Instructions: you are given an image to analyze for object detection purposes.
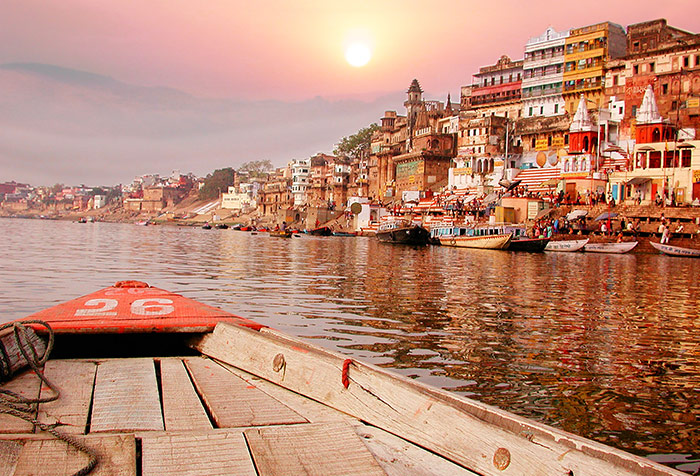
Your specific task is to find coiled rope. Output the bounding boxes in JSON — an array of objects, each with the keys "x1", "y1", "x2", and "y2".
[{"x1": 0, "y1": 320, "x2": 98, "y2": 476}]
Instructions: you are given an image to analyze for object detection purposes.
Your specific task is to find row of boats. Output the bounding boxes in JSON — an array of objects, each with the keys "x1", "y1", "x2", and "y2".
[
  {"x1": 201, "y1": 218, "x2": 699, "y2": 257},
  {"x1": 375, "y1": 218, "x2": 700, "y2": 256}
]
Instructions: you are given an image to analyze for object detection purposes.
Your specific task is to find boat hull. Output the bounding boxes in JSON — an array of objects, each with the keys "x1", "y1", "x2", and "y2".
[
  {"x1": 507, "y1": 237, "x2": 550, "y2": 252},
  {"x1": 269, "y1": 230, "x2": 293, "y2": 238},
  {"x1": 583, "y1": 241, "x2": 638, "y2": 253},
  {"x1": 650, "y1": 241, "x2": 700, "y2": 257},
  {"x1": 376, "y1": 225, "x2": 430, "y2": 246},
  {"x1": 439, "y1": 233, "x2": 512, "y2": 249},
  {"x1": 545, "y1": 238, "x2": 589, "y2": 252},
  {"x1": 308, "y1": 226, "x2": 333, "y2": 236}
]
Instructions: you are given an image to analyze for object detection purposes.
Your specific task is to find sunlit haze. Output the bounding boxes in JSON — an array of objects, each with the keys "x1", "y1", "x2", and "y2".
[{"x1": 1, "y1": 0, "x2": 699, "y2": 184}]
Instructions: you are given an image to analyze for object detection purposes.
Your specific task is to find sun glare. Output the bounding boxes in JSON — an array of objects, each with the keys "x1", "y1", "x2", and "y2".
[{"x1": 345, "y1": 42, "x2": 372, "y2": 67}]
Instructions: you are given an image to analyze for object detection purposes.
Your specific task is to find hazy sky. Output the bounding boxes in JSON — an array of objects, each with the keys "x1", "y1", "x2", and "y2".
[
  {"x1": 4, "y1": 0, "x2": 700, "y2": 100},
  {"x1": 1, "y1": 1, "x2": 699, "y2": 185}
]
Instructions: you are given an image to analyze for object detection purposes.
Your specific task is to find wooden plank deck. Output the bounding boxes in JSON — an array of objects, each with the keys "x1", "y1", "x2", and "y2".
[
  {"x1": 245, "y1": 422, "x2": 388, "y2": 476},
  {"x1": 158, "y1": 358, "x2": 212, "y2": 431},
  {"x1": 184, "y1": 357, "x2": 307, "y2": 428},
  {"x1": 0, "y1": 350, "x2": 682, "y2": 475},
  {"x1": 0, "y1": 370, "x2": 41, "y2": 434},
  {"x1": 37, "y1": 360, "x2": 97, "y2": 434},
  {"x1": 90, "y1": 359, "x2": 164, "y2": 432},
  {"x1": 141, "y1": 431, "x2": 256, "y2": 476},
  {"x1": 6, "y1": 434, "x2": 136, "y2": 476}
]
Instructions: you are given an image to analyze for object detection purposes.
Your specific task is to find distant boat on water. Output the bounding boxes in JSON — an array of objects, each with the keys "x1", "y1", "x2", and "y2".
[
  {"x1": 583, "y1": 241, "x2": 638, "y2": 254},
  {"x1": 545, "y1": 238, "x2": 589, "y2": 252},
  {"x1": 650, "y1": 241, "x2": 700, "y2": 257},
  {"x1": 376, "y1": 219, "x2": 430, "y2": 246}
]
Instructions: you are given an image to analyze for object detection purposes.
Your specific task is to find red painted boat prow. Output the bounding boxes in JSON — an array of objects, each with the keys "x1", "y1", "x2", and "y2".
[{"x1": 23, "y1": 281, "x2": 265, "y2": 334}]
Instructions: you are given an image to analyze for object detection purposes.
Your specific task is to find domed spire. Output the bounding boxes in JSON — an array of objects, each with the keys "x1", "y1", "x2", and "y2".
[
  {"x1": 407, "y1": 78, "x2": 423, "y2": 94},
  {"x1": 570, "y1": 95, "x2": 595, "y2": 133},
  {"x1": 636, "y1": 85, "x2": 663, "y2": 124}
]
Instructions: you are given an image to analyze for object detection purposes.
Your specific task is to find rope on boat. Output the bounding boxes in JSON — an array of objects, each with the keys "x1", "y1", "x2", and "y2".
[{"x1": 0, "y1": 320, "x2": 98, "y2": 476}]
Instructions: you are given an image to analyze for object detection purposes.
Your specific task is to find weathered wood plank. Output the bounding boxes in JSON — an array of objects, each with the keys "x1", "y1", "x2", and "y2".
[
  {"x1": 11, "y1": 434, "x2": 136, "y2": 476},
  {"x1": 184, "y1": 357, "x2": 306, "y2": 428},
  {"x1": 219, "y1": 362, "x2": 356, "y2": 425},
  {"x1": 159, "y1": 358, "x2": 212, "y2": 431},
  {"x1": 352, "y1": 425, "x2": 479, "y2": 476},
  {"x1": 244, "y1": 422, "x2": 387, "y2": 476},
  {"x1": 0, "y1": 440, "x2": 22, "y2": 476},
  {"x1": 193, "y1": 324, "x2": 684, "y2": 476},
  {"x1": 141, "y1": 431, "x2": 256, "y2": 476},
  {"x1": 0, "y1": 370, "x2": 41, "y2": 434},
  {"x1": 36, "y1": 360, "x2": 97, "y2": 434},
  {"x1": 90, "y1": 359, "x2": 164, "y2": 432}
]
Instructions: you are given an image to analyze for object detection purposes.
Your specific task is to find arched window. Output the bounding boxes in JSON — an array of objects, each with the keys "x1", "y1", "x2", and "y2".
[
  {"x1": 489, "y1": 159, "x2": 495, "y2": 172},
  {"x1": 652, "y1": 127, "x2": 661, "y2": 142},
  {"x1": 583, "y1": 136, "x2": 589, "y2": 152}
]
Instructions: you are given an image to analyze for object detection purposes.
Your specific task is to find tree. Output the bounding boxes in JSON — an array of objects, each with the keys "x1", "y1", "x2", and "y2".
[
  {"x1": 333, "y1": 123, "x2": 379, "y2": 159},
  {"x1": 237, "y1": 160, "x2": 273, "y2": 179},
  {"x1": 198, "y1": 168, "x2": 236, "y2": 201}
]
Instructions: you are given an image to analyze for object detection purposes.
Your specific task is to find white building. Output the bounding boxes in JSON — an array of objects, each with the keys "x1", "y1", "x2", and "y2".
[
  {"x1": 522, "y1": 27, "x2": 569, "y2": 118},
  {"x1": 289, "y1": 158, "x2": 310, "y2": 206}
]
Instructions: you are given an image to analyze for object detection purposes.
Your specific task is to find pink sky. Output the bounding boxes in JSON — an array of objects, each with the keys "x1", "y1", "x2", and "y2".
[{"x1": 3, "y1": 0, "x2": 700, "y2": 101}]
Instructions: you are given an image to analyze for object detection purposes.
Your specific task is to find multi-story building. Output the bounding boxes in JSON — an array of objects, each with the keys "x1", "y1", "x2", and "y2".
[
  {"x1": 289, "y1": 158, "x2": 310, "y2": 206},
  {"x1": 464, "y1": 56, "x2": 523, "y2": 119},
  {"x1": 562, "y1": 21, "x2": 627, "y2": 114},
  {"x1": 368, "y1": 80, "x2": 456, "y2": 200},
  {"x1": 522, "y1": 27, "x2": 569, "y2": 118},
  {"x1": 608, "y1": 20, "x2": 700, "y2": 142}
]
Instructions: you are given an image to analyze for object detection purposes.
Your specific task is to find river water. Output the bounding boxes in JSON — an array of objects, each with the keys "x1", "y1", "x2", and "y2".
[{"x1": 1, "y1": 218, "x2": 698, "y2": 473}]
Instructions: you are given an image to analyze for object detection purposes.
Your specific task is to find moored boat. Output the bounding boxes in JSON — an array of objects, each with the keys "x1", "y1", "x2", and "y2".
[
  {"x1": 1, "y1": 282, "x2": 684, "y2": 476},
  {"x1": 269, "y1": 229, "x2": 293, "y2": 238},
  {"x1": 214, "y1": 223, "x2": 229, "y2": 229},
  {"x1": 583, "y1": 241, "x2": 638, "y2": 254},
  {"x1": 430, "y1": 223, "x2": 512, "y2": 249},
  {"x1": 545, "y1": 238, "x2": 589, "y2": 252},
  {"x1": 308, "y1": 226, "x2": 333, "y2": 236},
  {"x1": 376, "y1": 218, "x2": 430, "y2": 245},
  {"x1": 507, "y1": 236, "x2": 550, "y2": 252},
  {"x1": 650, "y1": 241, "x2": 700, "y2": 257},
  {"x1": 201, "y1": 222, "x2": 212, "y2": 230}
]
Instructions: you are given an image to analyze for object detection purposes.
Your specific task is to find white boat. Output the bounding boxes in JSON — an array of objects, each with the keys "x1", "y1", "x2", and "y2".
[
  {"x1": 583, "y1": 241, "x2": 638, "y2": 254},
  {"x1": 430, "y1": 224, "x2": 512, "y2": 249},
  {"x1": 650, "y1": 241, "x2": 700, "y2": 257},
  {"x1": 441, "y1": 233, "x2": 512, "y2": 249},
  {"x1": 545, "y1": 238, "x2": 589, "y2": 252}
]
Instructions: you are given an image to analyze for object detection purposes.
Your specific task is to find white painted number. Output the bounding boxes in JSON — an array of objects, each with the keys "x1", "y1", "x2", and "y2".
[
  {"x1": 131, "y1": 298, "x2": 175, "y2": 316},
  {"x1": 74, "y1": 299, "x2": 118, "y2": 316}
]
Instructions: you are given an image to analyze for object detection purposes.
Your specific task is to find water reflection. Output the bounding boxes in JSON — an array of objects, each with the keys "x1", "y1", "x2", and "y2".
[{"x1": 1, "y1": 218, "x2": 698, "y2": 471}]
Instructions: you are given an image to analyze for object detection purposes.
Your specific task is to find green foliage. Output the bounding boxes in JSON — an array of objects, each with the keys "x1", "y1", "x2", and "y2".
[
  {"x1": 198, "y1": 168, "x2": 236, "y2": 201},
  {"x1": 237, "y1": 160, "x2": 273, "y2": 179},
  {"x1": 333, "y1": 123, "x2": 379, "y2": 159}
]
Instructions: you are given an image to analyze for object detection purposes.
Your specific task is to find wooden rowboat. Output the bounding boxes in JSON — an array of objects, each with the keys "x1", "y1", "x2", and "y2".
[
  {"x1": 440, "y1": 233, "x2": 512, "y2": 249},
  {"x1": 544, "y1": 238, "x2": 589, "y2": 252},
  {"x1": 583, "y1": 241, "x2": 638, "y2": 254},
  {"x1": 650, "y1": 241, "x2": 700, "y2": 257},
  {"x1": 0, "y1": 282, "x2": 683, "y2": 475},
  {"x1": 269, "y1": 230, "x2": 293, "y2": 238}
]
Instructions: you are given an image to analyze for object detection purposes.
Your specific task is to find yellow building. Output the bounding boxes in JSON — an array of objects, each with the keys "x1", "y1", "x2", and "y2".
[{"x1": 562, "y1": 22, "x2": 627, "y2": 114}]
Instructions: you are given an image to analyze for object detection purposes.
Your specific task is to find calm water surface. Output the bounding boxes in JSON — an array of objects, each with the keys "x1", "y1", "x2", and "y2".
[{"x1": 1, "y1": 218, "x2": 699, "y2": 472}]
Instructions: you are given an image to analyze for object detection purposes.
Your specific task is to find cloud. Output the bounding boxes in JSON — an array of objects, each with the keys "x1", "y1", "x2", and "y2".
[{"x1": 0, "y1": 63, "x2": 405, "y2": 186}]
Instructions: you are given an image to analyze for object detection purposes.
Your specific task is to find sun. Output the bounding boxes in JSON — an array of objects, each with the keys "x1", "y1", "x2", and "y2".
[{"x1": 345, "y1": 42, "x2": 372, "y2": 67}]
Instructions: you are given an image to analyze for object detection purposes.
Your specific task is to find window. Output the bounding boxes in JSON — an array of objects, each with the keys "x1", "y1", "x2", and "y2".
[
  {"x1": 531, "y1": 137, "x2": 536, "y2": 147},
  {"x1": 633, "y1": 41, "x2": 640, "y2": 51},
  {"x1": 554, "y1": 104, "x2": 559, "y2": 114},
  {"x1": 683, "y1": 56, "x2": 690, "y2": 68},
  {"x1": 632, "y1": 105, "x2": 637, "y2": 117},
  {"x1": 662, "y1": 83, "x2": 668, "y2": 94},
  {"x1": 633, "y1": 65, "x2": 639, "y2": 74},
  {"x1": 529, "y1": 106, "x2": 533, "y2": 116},
  {"x1": 540, "y1": 106, "x2": 544, "y2": 115},
  {"x1": 649, "y1": 62, "x2": 655, "y2": 72},
  {"x1": 613, "y1": 75, "x2": 618, "y2": 86}
]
